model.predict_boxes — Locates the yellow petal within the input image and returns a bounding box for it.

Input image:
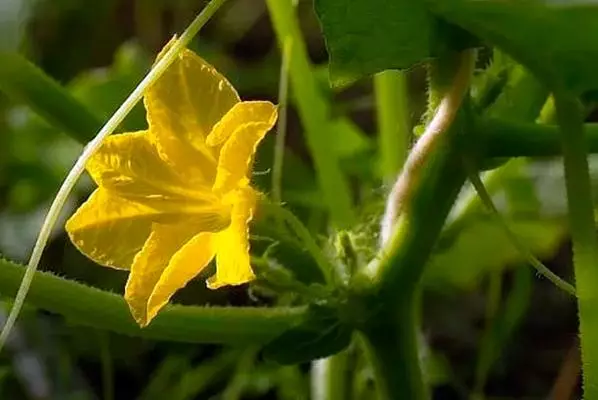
[206,101,278,147]
[146,232,216,322]
[145,40,240,184]
[87,131,211,201]
[66,189,159,270]
[86,130,232,226]
[212,106,278,194]
[207,187,257,289]
[124,223,199,326]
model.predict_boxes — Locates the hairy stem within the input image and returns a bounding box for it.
[555,94,598,399]
[0,259,305,344]
[354,50,474,400]
[379,50,474,248]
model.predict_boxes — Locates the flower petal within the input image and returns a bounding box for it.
[66,189,160,270]
[212,107,278,194]
[124,223,199,326]
[87,131,211,200]
[86,130,231,226]
[145,40,240,184]
[207,187,257,289]
[206,101,278,147]
[146,232,216,322]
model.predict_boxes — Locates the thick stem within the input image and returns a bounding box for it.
[359,304,425,400]
[352,51,473,400]
[555,94,598,400]
[379,51,474,246]
[0,259,305,344]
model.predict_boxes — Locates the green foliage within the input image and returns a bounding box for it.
[314,0,475,86]
[0,52,102,142]
[428,0,598,94]
[263,305,352,364]
[2,0,598,399]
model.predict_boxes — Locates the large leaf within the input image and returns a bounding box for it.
[427,0,598,94]
[315,0,475,86]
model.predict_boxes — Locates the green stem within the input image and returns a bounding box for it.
[359,303,425,400]
[374,70,410,182]
[265,0,355,227]
[555,94,598,400]
[465,165,575,296]
[352,51,474,400]
[272,37,293,204]
[480,118,598,158]
[376,50,474,266]
[0,258,305,344]
[0,0,229,352]
[311,349,350,400]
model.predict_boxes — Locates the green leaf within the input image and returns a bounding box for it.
[428,0,598,94]
[314,0,475,86]
[0,52,102,143]
[263,305,352,364]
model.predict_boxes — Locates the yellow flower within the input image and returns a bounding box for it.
[65,41,278,327]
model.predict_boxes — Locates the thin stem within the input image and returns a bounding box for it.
[266,0,355,227]
[0,258,305,344]
[0,0,229,351]
[272,37,293,204]
[374,70,411,182]
[465,165,576,296]
[555,93,598,400]
[441,162,510,246]
[311,349,350,400]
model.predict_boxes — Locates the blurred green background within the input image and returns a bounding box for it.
[0,0,584,399]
